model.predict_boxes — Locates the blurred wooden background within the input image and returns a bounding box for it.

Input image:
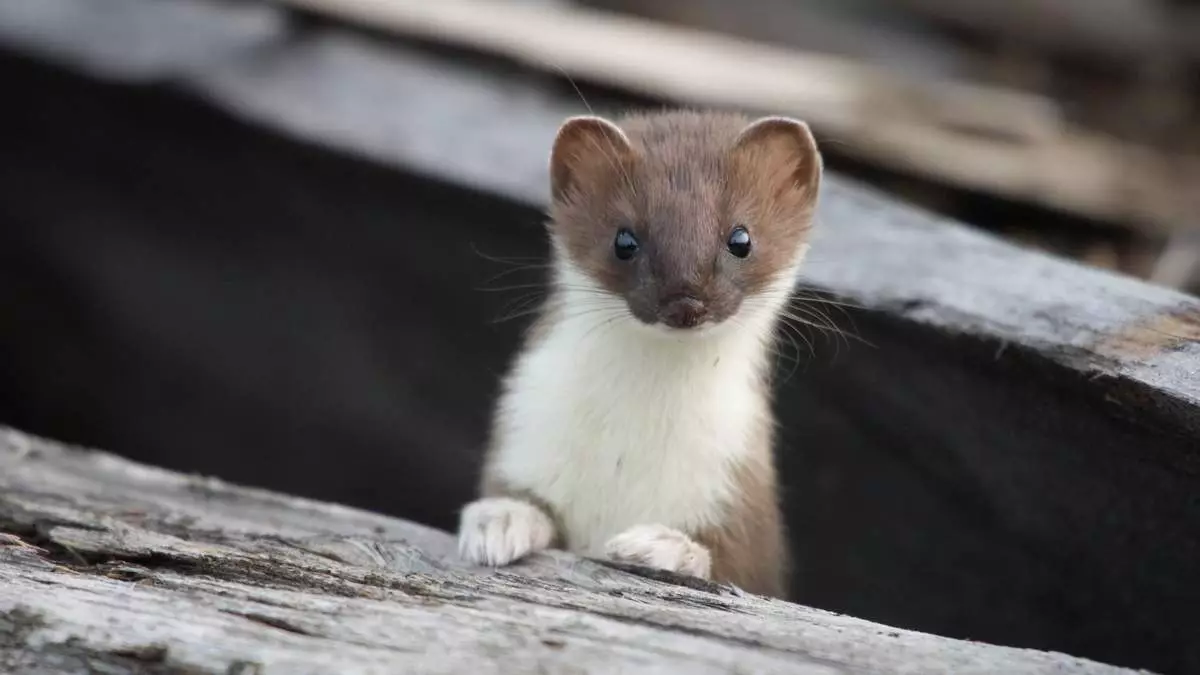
[597,0,1200,285]
[579,0,1200,289]
[291,0,1200,291]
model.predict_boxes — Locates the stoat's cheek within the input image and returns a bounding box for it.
[617,283,660,326]
[624,297,661,326]
[556,256,625,301]
[704,292,745,326]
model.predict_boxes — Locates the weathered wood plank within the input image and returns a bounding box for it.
[884,0,1191,65]
[0,427,1145,674]
[577,0,977,80]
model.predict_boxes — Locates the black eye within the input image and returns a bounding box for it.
[614,228,639,261]
[727,226,752,258]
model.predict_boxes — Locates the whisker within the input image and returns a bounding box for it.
[774,320,809,384]
[580,312,626,343]
[475,268,551,291]
[780,305,874,351]
[785,306,844,348]
[789,293,865,310]
[469,242,548,266]
[553,65,597,118]
[492,295,547,324]
[796,299,864,343]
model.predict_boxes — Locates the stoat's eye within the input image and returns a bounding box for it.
[614,228,640,261]
[727,225,752,258]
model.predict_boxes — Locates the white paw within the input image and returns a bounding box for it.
[604,524,711,579]
[457,497,555,566]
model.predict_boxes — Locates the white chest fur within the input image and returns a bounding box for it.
[490,286,776,555]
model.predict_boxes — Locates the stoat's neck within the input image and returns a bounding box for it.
[540,260,791,389]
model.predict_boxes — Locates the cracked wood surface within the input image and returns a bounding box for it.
[0,427,1143,674]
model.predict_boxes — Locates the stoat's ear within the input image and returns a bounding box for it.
[732,116,822,202]
[549,115,633,203]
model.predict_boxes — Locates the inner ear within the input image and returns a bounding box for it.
[549,115,633,203]
[731,116,822,200]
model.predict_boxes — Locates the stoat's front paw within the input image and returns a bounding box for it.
[457,497,555,566]
[604,524,711,579]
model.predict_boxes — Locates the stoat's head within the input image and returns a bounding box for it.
[546,110,822,336]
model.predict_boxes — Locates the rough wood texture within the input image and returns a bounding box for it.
[0,427,1144,674]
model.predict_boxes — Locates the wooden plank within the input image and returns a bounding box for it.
[270,0,1061,138]
[262,0,1200,234]
[1152,230,1200,289]
[884,0,1186,65]
[576,0,978,80]
[0,426,1144,674]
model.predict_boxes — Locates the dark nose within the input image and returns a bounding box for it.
[660,296,709,329]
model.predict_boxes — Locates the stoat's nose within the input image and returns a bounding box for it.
[659,295,708,329]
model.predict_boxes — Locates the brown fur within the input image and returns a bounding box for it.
[693,418,789,597]
[548,110,820,327]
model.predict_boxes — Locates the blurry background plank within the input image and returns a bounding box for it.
[882,0,1198,66]
[573,0,1200,289]
[274,0,1200,290]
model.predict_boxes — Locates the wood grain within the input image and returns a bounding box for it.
[0,427,1143,674]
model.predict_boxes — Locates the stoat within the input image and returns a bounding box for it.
[457,110,822,598]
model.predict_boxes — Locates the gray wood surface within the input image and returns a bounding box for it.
[0,427,1145,674]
